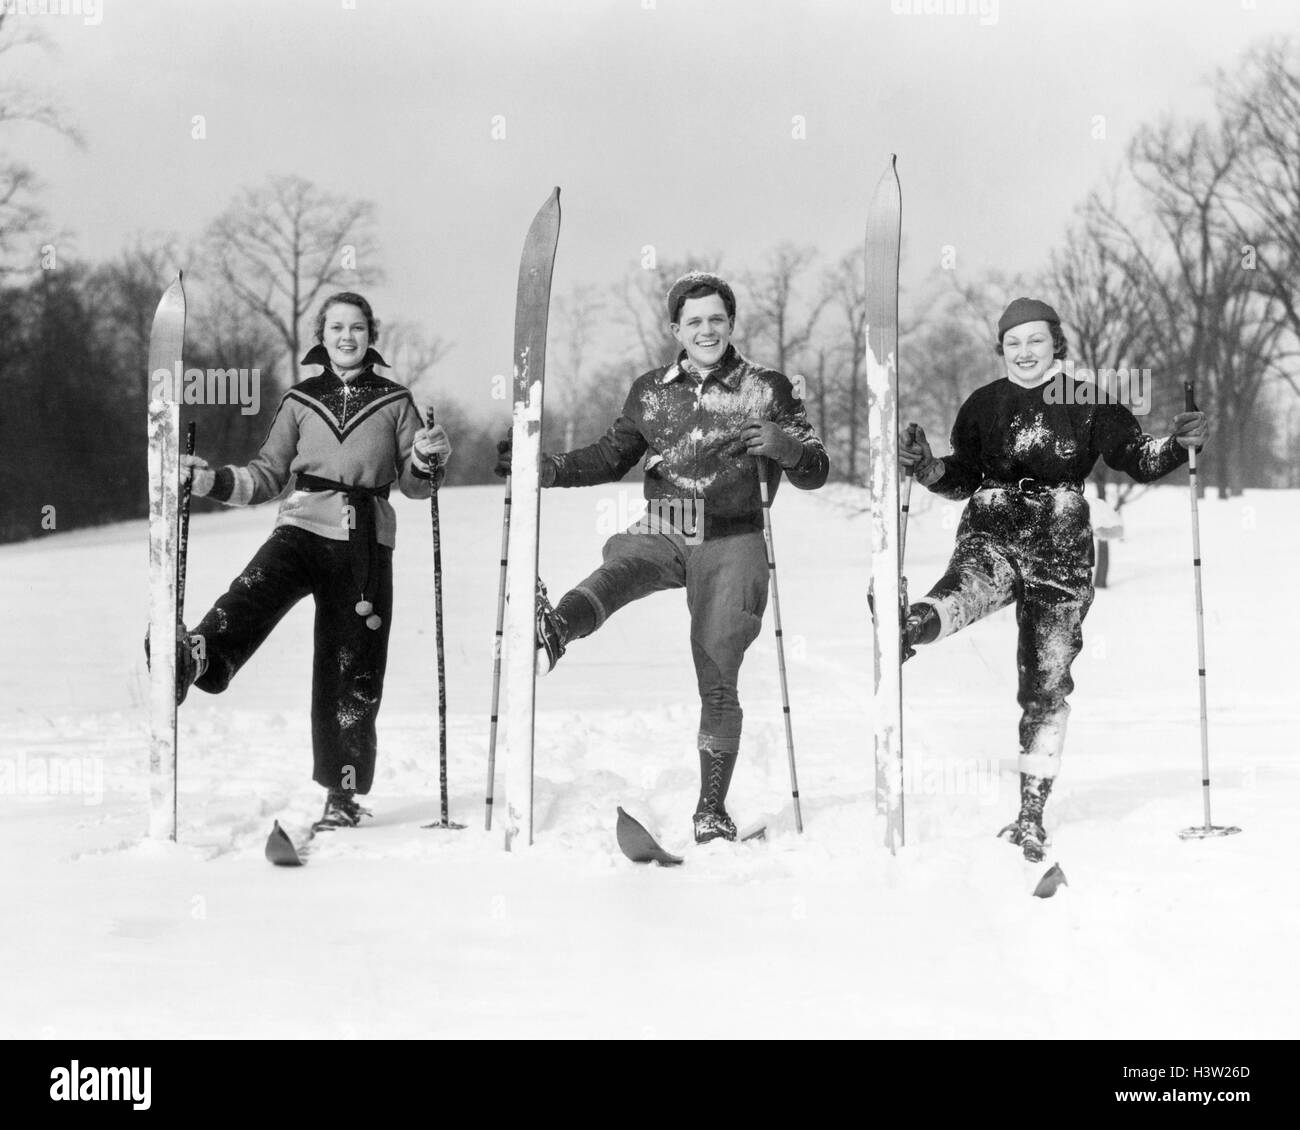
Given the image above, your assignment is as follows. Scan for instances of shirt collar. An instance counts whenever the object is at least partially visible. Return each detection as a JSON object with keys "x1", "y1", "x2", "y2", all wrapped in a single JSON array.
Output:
[{"x1": 660, "y1": 345, "x2": 744, "y2": 389}]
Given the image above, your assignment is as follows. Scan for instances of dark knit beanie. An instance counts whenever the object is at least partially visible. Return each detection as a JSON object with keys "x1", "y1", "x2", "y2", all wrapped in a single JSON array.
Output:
[
  {"x1": 997, "y1": 297, "x2": 1061, "y2": 340},
  {"x1": 667, "y1": 271, "x2": 736, "y2": 323}
]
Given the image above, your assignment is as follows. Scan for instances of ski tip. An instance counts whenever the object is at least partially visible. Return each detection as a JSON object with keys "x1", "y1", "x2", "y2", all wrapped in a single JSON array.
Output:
[
  {"x1": 615, "y1": 806, "x2": 641, "y2": 846},
  {"x1": 1032, "y1": 862, "x2": 1068, "y2": 899},
  {"x1": 265, "y1": 820, "x2": 304, "y2": 867},
  {"x1": 615, "y1": 807, "x2": 684, "y2": 867}
]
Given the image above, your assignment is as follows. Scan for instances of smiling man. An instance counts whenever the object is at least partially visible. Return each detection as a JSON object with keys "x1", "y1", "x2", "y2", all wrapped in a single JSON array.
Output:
[{"x1": 495, "y1": 271, "x2": 829, "y2": 843}]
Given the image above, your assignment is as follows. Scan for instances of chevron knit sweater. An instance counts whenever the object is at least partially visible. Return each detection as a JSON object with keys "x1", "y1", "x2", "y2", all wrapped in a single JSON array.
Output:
[{"x1": 206, "y1": 349, "x2": 431, "y2": 548}]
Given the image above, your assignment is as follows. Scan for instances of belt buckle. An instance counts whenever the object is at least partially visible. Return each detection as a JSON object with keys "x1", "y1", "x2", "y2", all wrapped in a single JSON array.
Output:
[{"x1": 683, "y1": 504, "x2": 698, "y2": 538}]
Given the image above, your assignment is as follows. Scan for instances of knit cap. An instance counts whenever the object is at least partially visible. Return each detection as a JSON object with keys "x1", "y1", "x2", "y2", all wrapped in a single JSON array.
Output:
[
  {"x1": 667, "y1": 271, "x2": 736, "y2": 323},
  {"x1": 997, "y1": 297, "x2": 1060, "y2": 339}
]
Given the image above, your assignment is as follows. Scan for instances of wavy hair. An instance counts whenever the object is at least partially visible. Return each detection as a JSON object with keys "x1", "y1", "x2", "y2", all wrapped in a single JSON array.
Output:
[
  {"x1": 995, "y1": 322, "x2": 1068, "y2": 361},
  {"x1": 314, "y1": 292, "x2": 380, "y2": 346}
]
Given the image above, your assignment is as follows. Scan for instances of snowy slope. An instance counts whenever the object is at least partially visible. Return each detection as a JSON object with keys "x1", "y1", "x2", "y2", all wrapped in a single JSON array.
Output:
[{"x1": 0, "y1": 482, "x2": 1294, "y2": 1038}]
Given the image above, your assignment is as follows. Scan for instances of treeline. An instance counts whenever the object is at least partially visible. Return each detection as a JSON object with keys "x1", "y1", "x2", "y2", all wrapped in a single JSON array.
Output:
[
  {"x1": 4, "y1": 29, "x2": 1299, "y2": 544},
  {"x1": 0, "y1": 251, "x2": 282, "y2": 542},
  {"x1": 535, "y1": 39, "x2": 1300, "y2": 501}
]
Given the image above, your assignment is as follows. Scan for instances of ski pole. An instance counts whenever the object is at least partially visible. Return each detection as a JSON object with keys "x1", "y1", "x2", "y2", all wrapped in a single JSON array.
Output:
[
  {"x1": 173, "y1": 420, "x2": 196, "y2": 839},
  {"x1": 177, "y1": 421, "x2": 196, "y2": 618},
  {"x1": 422, "y1": 407, "x2": 464, "y2": 831},
  {"x1": 484, "y1": 472, "x2": 511, "y2": 830},
  {"x1": 898, "y1": 464, "x2": 915, "y2": 647},
  {"x1": 1178, "y1": 383, "x2": 1239, "y2": 840},
  {"x1": 899, "y1": 466, "x2": 914, "y2": 563},
  {"x1": 758, "y1": 464, "x2": 803, "y2": 833}
]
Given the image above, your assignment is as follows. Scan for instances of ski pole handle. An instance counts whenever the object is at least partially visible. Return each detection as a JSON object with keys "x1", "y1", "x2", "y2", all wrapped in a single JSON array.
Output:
[
  {"x1": 1184, "y1": 382, "x2": 1201, "y2": 473},
  {"x1": 423, "y1": 405, "x2": 444, "y2": 478}
]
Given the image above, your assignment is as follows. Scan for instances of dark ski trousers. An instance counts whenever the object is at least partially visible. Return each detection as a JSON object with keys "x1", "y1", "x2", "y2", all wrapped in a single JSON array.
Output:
[
  {"x1": 564, "y1": 515, "x2": 769, "y2": 755},
  {"x1": 193, "y1": 525, "x2": 393, "y2": 794},
  {"x1": 918, "y1": 489, "x2": 1095, "y2": 781}
]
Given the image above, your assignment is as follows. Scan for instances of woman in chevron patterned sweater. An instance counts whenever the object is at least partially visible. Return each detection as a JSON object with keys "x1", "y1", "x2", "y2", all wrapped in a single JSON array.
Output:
[{"x1": 175, "y1": 292, "x2": 451, "y2": 831}]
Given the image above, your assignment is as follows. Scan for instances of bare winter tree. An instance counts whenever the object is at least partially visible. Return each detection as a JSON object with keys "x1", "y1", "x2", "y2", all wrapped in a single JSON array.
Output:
[
  {"x1": 551, "y1": 284, "x2": 605, "y2": 450},
  {"x1": 891, "y1": 269, "x2": 1018, "y2": 474},
  {"x1": 741, "y1": 243, "x2": 827, "y2": 376},
  {"x1": 203, "y1": 175, "x2": 382, "y2": 379},
  {"x1": 1090, "y1": 117, "x2": 1281, "y2": 497},
  {"x1": 0, "y1": 13, "x2": 83, "y2": 274},
  {"x1": 899, "y1": 282, "x2": 987, "y2": 449},
  {"x1": 822, "y1": 250, "x2": 867, "y2": 482},
  {"x1": 1048, "y1": 207, "x2": 1161, "y2": 585},
  {"x1": 383, "y1": 319, "x2": 454, "y2": 402},
  {"x1": 186, "y1": 282, "x2": 285, "y2": 461},
  {"x1": 85, "y1": 238, "x2": 182, "y2": 375},
  {"x1": 1219, "y1": 40, "x2": 1300, "y2": 403}
]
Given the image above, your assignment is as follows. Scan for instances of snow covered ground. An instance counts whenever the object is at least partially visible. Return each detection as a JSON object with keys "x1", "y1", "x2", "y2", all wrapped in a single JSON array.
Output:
[{"x1": 1, "y1": 481, "x2": 1295, "y2": 1039}]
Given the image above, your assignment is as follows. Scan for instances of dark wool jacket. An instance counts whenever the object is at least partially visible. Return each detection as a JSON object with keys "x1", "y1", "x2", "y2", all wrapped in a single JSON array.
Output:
[
  {"x1": 548, "y1": 346, "x2": 829, "y2": 532},
  {"x1": 928, "y1": 375, "x2": 1188, "y2": 562},
  {"x1": 205, "y1": 346, "x2": 431, "y2": 548}
]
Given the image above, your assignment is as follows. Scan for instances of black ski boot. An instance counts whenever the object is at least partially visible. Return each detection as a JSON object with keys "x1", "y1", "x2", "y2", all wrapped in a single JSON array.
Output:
[
  {"x1": 144, "y1": 627, "x2": 206, "y2": 705},
  {"x1": 693, "y1": 748, "x2": 739, "y2": 844},
  {"x1": 312, "y1": 788, "x2": 373, "y2": 832},
  {"x1": 998, "y1": 773, "x2": 1053, "y2": 863},
  {"x1": 534, "y1": 579, "x2": 568, "y2": 676},
  {"x1": 901, "y1": 602, "x2": 940, "y2": 663}
]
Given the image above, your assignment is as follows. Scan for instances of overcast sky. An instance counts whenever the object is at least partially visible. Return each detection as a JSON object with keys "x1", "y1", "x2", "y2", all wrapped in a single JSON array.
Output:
[{"x1": 9, "y1": 0, "x2": 1299, "y2": 412}]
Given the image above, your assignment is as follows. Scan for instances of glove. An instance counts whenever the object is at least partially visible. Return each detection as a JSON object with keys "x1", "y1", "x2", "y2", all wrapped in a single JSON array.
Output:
[
  {"x1": 180, "y1": 455, "x2": 215, "y2": 497},
  {"x1": 1170, "y1": 410, "x2": 1208, "y2": 450},
  {"x1": 493, "y1": 431, "x2": 512, "y2": 478},
  {"x1": 413, "y1": 422, "x2": 452, "y2": 473},
  {"x1": 493, "y1": 429, "x2": 557, "y2": 486},
  {"x1": 899, "y1": 423, "x2": 943, "y2": 486},
  {"x1": 737, "y1": 420, "x2": 804, "y2": 468}
]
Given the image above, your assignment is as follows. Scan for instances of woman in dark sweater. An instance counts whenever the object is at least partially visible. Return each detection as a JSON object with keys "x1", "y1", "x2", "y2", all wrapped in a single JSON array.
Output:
[{"x1": 898, "y1": 297, "x2": 1208, "y2": 861}]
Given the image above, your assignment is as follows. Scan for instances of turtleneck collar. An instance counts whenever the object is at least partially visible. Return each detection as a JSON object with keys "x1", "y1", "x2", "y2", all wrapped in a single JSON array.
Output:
[{"x1": 300, "y1": 343, "x2": 391, "y2": 378}]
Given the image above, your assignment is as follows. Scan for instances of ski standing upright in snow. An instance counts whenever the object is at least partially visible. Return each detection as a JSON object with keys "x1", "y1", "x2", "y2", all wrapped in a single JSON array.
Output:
[
  {"x1": 865, "y1": 156, "x2": 906, "y2": 854},
  {"x1": 146, "y1": 274, "x2": 187, "y2": 842},
  {"x1": 502, "y1": 188, "x2": 561, "y2": 852}
]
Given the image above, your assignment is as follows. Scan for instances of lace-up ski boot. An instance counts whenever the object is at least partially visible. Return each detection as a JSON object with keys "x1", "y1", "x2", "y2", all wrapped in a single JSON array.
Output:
[
  {"x1": 693, "y1": 748, "x2": 739, "y2": 844},
  {"x1": 998, "y1": 773, "x2": 1053, "y2": 863},
  {"x1": 312, "y1": 788, "x2": 373, "y2": 832},
  {"x1": 534, "y1": 579, "x2": 568, "y2": 676},
  {"x1": 901, "y1": 602, "x2": 940, "y2": 663},
  {"x1": 144, "y1": 627, "x2": 207, "y2": 705}
]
